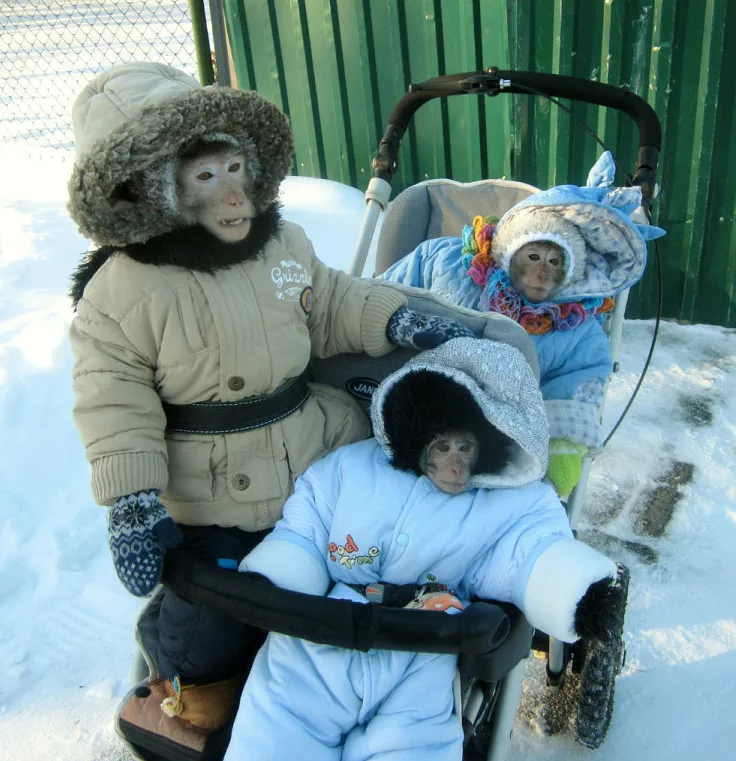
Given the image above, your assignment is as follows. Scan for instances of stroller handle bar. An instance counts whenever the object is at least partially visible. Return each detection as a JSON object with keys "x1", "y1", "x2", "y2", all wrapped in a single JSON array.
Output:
[
  {"x1": 163, "y1": 552, "x2": 512, "y2": 655},
  {"x1": 373, "y1": 68, "x2": 661, "y2": 202}
]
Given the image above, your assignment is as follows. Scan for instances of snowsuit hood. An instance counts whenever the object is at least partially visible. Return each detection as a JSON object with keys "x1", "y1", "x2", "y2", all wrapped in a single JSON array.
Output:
[
  {"x1": 67, "y1": 61, "x2": 294, "y2": 247},
  {"x1": 489, "y1": 151, "x2": 665, "y2": 301},
  {"x1": 371, "y1": 337, "x2": 549, "y2": 489}
]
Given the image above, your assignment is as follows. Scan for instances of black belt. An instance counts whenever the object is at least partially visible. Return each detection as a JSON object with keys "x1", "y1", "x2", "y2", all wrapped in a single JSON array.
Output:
[
  {"x1": 162, "y1": 371, "x2": 310, "y2": 435},
  {"x1": 349, "y1": 582, "x2": 448, "y2": 607}
]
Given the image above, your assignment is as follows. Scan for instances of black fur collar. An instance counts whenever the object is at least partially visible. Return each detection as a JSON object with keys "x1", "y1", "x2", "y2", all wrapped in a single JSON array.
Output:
[{"x1": 69, "y1": 203, "x2": 282, "y2": 309}]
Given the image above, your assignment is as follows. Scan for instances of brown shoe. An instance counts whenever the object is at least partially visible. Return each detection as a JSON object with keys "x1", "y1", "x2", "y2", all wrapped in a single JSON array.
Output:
[
  {"x1": 161, "y1": 674, "x2": 243, "y2": 734},
  {"x1": 118, "y1": 679, "x2": 207, "y2": 755}
]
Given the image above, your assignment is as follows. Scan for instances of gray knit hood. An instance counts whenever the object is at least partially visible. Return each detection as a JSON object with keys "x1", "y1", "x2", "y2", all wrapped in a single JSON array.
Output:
[
  {"x1": 67, "y1": 62, "x2": 294, "y2": 247},
  {"x1": 371, "y1": 337, "x2": 548, "y2": 489}
]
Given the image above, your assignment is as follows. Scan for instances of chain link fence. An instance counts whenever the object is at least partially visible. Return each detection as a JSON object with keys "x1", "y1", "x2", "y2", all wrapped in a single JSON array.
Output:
[{"x1": 1, "y1": 1, "x2": 205, "y2": 155}]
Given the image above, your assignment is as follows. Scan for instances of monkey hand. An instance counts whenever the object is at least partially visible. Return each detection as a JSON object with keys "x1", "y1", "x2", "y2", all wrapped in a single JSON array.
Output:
[
  {"x1": 547, "y1": 438, "x2": 588, "y2": 499},
  {"x1": 107, "y1": 489, "x2": 183, "y2": 597},
  {"x1": 386, "y1": 306, "x2": 475, "y2": 350},
  {"x1": 574, "y1": 572, "x2": 626, "y2": 642}
]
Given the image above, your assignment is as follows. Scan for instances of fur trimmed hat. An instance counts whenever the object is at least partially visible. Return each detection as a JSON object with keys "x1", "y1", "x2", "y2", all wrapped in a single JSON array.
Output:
[
  {"x1": 490, "y1": 205, "x2": 587, "y2": 287},
  {"x1": 371, "y1": 337, "x2": 549, "y2": 490},
  {"x1": 377, "y1": 369, "x2": 516, "y2": 479},
  {"x1": 67, "y1": 62, "x2": 294, "y2": 247}
]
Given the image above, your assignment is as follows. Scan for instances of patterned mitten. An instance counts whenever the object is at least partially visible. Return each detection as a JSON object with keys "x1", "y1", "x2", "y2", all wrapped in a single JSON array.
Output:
[
  {"x1": 386, "y1": 306, "x2": 475, "y2": 350},
  {"x1": 547, "y1": 438, "x2": 589, "y2": 499},
  {"x1": 107, "y1": 489, "x2": 183, "y2": 596}
]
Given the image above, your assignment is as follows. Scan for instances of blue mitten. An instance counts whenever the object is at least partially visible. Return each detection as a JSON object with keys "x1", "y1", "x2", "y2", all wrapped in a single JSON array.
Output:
[
  {"x1": 107, "y1": 489, "x2": 183, "y2": 596},
  {"x1": 386, "y1": 306, "x2": 475, "y2": 350}
]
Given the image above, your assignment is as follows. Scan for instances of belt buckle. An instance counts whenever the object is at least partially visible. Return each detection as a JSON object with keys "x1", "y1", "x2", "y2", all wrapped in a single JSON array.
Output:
[{"x1": 364, "y1": 583, "x2": 386, "y2": 603}]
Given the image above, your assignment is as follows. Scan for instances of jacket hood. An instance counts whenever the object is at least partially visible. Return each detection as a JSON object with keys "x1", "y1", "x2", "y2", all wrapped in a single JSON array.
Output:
[
  {"x1": 489, "y1": 152, "x2": 665, "y2": 302},
  {"x1": 371, "y1": 337, "x2": 548, "y2": 489},
  {"x1": 67, "y1": 62, "x2": 294, "y2": 247}
]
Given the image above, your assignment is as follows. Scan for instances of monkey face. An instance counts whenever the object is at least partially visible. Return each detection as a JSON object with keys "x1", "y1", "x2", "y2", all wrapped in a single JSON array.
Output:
[
  {"x1": 176, "y1": 146, "x2": 255, "y2": 243},
  {"x1": 508, "y1": 241, "x2": 565, "y2": 303},
  {"x1": 421, "y1": 429, "x2": 479, "y2": 494}
]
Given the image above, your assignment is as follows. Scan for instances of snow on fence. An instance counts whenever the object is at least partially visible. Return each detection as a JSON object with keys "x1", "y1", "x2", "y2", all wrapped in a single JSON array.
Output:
[{"x1": 0, "y1": 1, "x2": 200, "y2": 154}]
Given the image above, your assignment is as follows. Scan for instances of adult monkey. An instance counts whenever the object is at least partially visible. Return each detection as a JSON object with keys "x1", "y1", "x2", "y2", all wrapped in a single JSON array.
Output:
[
  {"x1": 175, "y1": 140, "x2": 257, "y2": 242},
  {"x1": 67, "y1": 62, "x2": 525, "y2": 736}
]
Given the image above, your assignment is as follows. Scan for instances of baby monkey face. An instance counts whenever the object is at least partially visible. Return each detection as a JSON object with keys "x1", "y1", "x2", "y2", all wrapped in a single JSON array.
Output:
[
  {"x1": 177, "y1": 146, "x2": 255, "y2": 243},
  {"x1": 422, "y1": 429, "x2": 479, "y2": 494},
  {"x1": 508, "y1": 241, "x2": 565, "y2": 303}
]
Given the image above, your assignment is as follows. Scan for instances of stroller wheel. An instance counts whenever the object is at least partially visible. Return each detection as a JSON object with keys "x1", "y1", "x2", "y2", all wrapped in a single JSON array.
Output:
[{"x1": 575, "y1": 562, "x2": 630, "y2": 750}]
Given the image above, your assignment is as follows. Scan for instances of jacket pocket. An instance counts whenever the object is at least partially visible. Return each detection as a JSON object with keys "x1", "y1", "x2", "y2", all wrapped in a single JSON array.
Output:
[
  {"x1": 164, "y1": 436, "x2": 215, "y2": 502},
  {"x1": 281, "y1": 384, "x2": 370, "y2": 476},
  {"x1": 226, "y1": 445, "x2": 291, "y2": 503}
]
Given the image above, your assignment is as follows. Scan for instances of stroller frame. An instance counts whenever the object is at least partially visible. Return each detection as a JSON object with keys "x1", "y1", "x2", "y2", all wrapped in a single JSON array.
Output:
[{"x1": 120, "y1": 68, "x2": 661, "y2": 761}]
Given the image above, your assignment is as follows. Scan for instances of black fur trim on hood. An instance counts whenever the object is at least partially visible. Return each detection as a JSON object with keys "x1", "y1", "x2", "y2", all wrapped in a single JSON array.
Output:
[
  {"x1": 69, "y1": 203, "x2": 282, "y2": 309},
  {"x1": 381, "y1": 369, "x2": 514, "y2": 478}
]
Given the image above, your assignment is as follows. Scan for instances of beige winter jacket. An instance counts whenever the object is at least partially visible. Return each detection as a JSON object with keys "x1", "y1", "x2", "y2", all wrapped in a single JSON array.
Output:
[{"x1": 70, "y1": 221, "x2": 406, "y2": 530}]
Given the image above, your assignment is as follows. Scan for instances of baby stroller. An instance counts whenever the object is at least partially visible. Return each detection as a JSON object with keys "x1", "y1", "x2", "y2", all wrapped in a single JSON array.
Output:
[{"x1": 116, "y1": 68, "x2": 660, "y2": 761}]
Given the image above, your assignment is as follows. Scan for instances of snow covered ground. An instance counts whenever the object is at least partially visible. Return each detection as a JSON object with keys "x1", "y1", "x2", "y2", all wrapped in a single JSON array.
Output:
[{"x1": 0, "y1": 144, "x2": 735, "y2": 761}]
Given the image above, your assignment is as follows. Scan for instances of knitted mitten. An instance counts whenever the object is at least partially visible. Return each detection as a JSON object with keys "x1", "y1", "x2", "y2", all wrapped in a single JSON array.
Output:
[
  {"x1": 386, "y1": 306, "x2": 475, "y2": 350},
  {"x1": 547, "y1": 438, "x2": 589, "y2": 499},
  {"x1": 107, "y1": 489, "x2": 183, "y2": 596}
]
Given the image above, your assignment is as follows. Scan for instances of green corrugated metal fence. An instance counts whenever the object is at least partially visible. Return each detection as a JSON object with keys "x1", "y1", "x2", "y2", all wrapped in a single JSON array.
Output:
[{"x1": 223, "y1": 0, "x2": 736, "y2": 328}]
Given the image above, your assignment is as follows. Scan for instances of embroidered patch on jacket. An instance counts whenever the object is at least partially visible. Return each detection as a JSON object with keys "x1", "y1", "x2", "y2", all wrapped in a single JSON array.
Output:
[
  {"x1": 300, "y1": 286, "x2": 314, "y2": 314},
  {"x1": 271, "y1": 259, "x2": 312, "y2": 302},
  {"x1": 328, "y1": 533, "x2": 380, "y2": 567}
]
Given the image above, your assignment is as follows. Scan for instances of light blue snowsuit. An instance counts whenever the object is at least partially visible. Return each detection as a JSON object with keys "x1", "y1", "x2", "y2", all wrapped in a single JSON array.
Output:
[{"x1": 225, "y1": 338, "x2": 617, "y2": 761}]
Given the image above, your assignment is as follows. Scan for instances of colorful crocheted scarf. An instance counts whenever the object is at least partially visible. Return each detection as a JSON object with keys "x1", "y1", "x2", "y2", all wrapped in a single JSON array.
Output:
[{"x1": 461, "y1": 215, "x2": 614, "y2": 335}]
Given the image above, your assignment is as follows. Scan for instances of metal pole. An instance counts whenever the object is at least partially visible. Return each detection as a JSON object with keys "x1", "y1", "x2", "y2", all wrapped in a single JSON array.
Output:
[
  {"x1": 485, "y1": 660, "x2": 526, "y2": 761},
  {"x1": 188, "y1": 0, "x2": 215, "y2": 85},
  {"x1": 208, "y1": 0, "x2": 231, "y2": 86},
  {"x1": 547, "y1": 637, "x2": 566, "y2": 683},
  {"x1": 348, "y1": 177, "x2": 393, "y2": 276}
]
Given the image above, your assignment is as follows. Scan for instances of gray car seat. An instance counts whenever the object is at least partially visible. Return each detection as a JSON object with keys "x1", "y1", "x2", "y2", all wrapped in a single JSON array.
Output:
[{"x1": 373, "y1": 178, "x2": 539, "y2": 276}]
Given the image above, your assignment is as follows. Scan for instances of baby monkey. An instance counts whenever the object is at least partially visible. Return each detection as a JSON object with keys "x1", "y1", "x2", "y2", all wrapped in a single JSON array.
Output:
[
  {"x1": 420, "y1": 429, "x2": 479, "y2": 494},
  {"x1": 508, "y1": 241, "x2": 565, "y2": 303}
]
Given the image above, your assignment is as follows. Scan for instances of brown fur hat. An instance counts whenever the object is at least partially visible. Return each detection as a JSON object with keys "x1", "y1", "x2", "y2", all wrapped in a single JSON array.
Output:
[{"x1": 67, "y1": 62, "x2": 294, "y2": 247}]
